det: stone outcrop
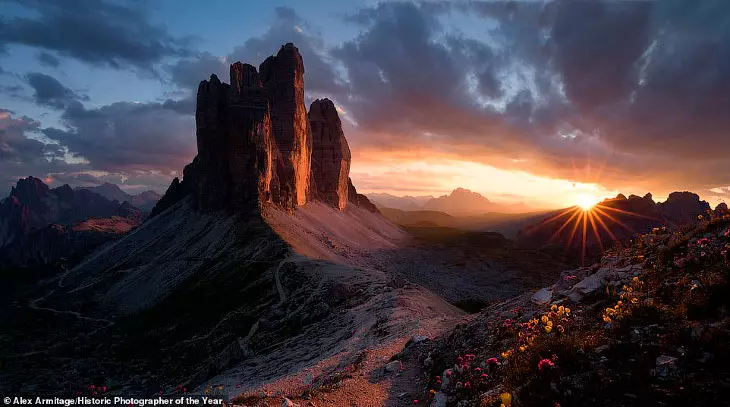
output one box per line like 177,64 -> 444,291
347,178 -> 379,213
153,43 -> 371,216
260,43 -> 312,207
309,98 -> 351,210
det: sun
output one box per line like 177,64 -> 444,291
576,193 -> 599,211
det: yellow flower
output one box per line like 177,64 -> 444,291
499,392 -> 512,406
429,389 -> 436,395
519,345 -> 527,352
501,350 -> 513,359
547,320 -> 553,327
617,300 -> 623,306
603,315 -> 612,323
631,297 -> 639,305
541,315 -> 549,324
544,325 -> 552,333
551,304 -> 557,311
558,305 -> 564,313
632,277 -> 640,283
565,308 -> 571,314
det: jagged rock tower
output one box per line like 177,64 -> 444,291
151,43 -> 378,217
309,98 -> 351,210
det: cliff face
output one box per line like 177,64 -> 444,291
309,98 -> 351,210
153,43 -> 372,216
261,43 -> 312,207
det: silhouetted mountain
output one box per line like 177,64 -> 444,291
77,183 -> 161,211
368,193 -> 434,211
423,187 -> 530,215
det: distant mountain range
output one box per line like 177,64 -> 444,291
368,187 -> 531,215
75,183 -> 161,211
0,177 -> 147,267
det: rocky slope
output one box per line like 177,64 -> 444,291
391,209 -> 730,406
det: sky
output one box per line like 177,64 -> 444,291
1,0 -> 729,209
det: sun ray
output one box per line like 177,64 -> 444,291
588,211 -> 604,253
595,204 -> 659,220
525,206 -> 578,235
593,206 -> 636,234
565,210 -> 583,255
546,207 -> 582,244
581,211 -> 588,265
592,209 -> 618,242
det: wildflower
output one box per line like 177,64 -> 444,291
541,315 -> 549,324
557,325 -> 565,333
501,350 -> 513,359
538,358 -> 555,371
564,308 -> 571,315
544,324 -> 553,333
486,357 -> 498,365
429,389 -> 436,395
603,315 -> 612,323
481,373 -> 488,378
499,392 -> 512,406
464,382 -> 471,389
445,370 -> 452,377
519,345 -> 527,352
474,367 -> 482,373
551,304 -> 557,311
413,400 -> 418,405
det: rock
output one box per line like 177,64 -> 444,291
385,360 -> 401,373
410,335 -> 429,344
152,43 -> 375,216
531,288 -> 553,305
261,43 -> 312,207
566,269 -> 609,302
430,392 -> 447,407
347,178 -> 379,213
655,355 -> 678,377
309,98 -> 351,210
281,397 -> 299,407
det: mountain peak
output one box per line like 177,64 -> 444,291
151,43 -> 376,216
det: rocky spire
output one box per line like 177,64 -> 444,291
309,98 -> 351,210
260,43 -> 312,207
151,43 -> 375,216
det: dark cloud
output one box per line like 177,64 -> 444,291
0,109 -> 78,193
36,51 -> 61,68
44,99 -> 196,173
0,0 -> 191,72
25,72 -> 86,109
167,7 -> 346,97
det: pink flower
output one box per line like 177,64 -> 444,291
486,357 -> 498,365
464,382 -> 471,389
445,370 -> 452,377
480,373 -> 488,378
474,367 -> 482,373
413,400 -> 418,404
538,358 -> 555,371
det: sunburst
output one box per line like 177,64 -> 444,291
526,201 -> 658,266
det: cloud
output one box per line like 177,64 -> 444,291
43,98 -> 196,173
0,109 -> 79,193
166,7 -> 346,97
25,72 -> 86,109
319,1 -> 730,195
36,51 -> 61,68
0,0 -> 191,72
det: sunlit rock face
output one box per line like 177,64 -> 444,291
260,43 -> 312,208
152,42 -> 374,216
309,98 -> 351,210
